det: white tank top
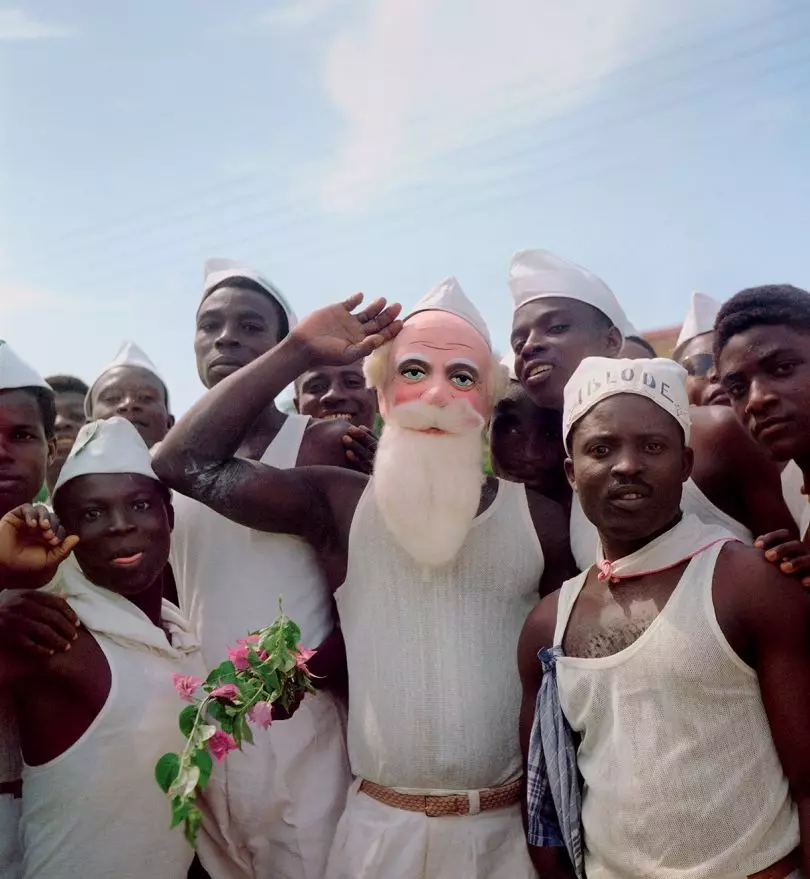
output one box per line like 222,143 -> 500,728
170,413 -> 334,664
781,460 -> 808,535
19,605 -> 200,878
336,479 -> 544,791
554,541 -> 799,879
570,478 -> 753,571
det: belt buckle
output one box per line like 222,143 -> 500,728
424,794 -> 468,817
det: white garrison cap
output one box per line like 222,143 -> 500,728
0,341 -> 53,394
85,341 -> 168,417
501,350 -> 518,381
54,417 -> 160,496
202,258 -> 298,331
563,356 -> 691,446
407,277 -> 491,348
509,249 -> 628,336
674,292 -> 721,356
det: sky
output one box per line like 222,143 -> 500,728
1,0 -> 809,414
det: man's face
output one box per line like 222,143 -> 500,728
195,287 -> 284,388
717,324 -> 810,462
90,366 -> 172,449
379,311 -> 492,424
0,389 -> 54,514
490,386 -> 565,495
295,364 -> 377,429
565,395 -> 692,548
49,391 -> 86,487
55,473 -> 172,595
511,297 -> 621,410
677,333 -> 729,407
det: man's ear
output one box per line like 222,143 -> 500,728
167,413 -> 176,430
165,497 -> 175,533
46,437 -> 57,466
682,444 -> 695,484
564,456 -> 576,491
605,325 -> 623,357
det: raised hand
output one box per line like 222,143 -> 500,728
755,529 -> 810,588
0,504 -> 79,587
289,293 -> 402,367
343,424 -> 377,475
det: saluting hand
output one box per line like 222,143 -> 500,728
0,504 -> 79,586
289,293 -> 402,367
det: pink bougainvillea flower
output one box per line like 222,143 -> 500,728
210,683 -> 240,702
295,644 -> 317,670
172,674 -> 204,702
209,730 -> 238,763
249,701 -> 274,730
227,644 -> 250,671
237,634 -> 260,648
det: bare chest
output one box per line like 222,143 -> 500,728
562,564 -> 687,659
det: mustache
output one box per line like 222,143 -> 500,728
606,478 -> 652,499
385,400 -> 485,435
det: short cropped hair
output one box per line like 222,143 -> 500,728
625,335 -> 656,357
714,284 -> 810,357
45,375 -> 89,396
205,276 -> 290,341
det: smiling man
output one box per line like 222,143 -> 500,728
519,357 -> 810,879
508,249 -> 796,569
1,417 -> 204,879
293,363 -> 377,429
715,284 -> 810,539
153,279 -> 575,879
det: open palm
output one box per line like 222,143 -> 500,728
290,293 -> 403,366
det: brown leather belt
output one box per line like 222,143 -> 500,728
749,849 -> 801,879
358,777 -> 522,817
0,780 -> 22,799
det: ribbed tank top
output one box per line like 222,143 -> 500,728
336,478 -> 544,791
569,478 -> 753,571
554,540 -> 799,879
19,618 -> 199,878
170,413 -> 334,663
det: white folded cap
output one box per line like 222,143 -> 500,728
563,356 -> 691,446
509,249 -> 628,336
202,258 -> 298,331
407,277 -> 491,348
54,417 -> 160,497
85,341 -> 168,418
674,292 -> 722,355
0,341 -> 53,394
501,350 -> 518,381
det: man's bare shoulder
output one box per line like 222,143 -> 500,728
691,405 -> 766,465
518,591 -> 562,668
299,418 -> 352,467
717,539 -> 799,596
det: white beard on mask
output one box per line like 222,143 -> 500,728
372,399 -> 487,567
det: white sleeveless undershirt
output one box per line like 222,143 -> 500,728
555,539 -> 799,879
570,478 -> 753,571
19,580 -> 201,879
781,460 -> 808,536
170,413 -> 334,662
336,479 -> 544,791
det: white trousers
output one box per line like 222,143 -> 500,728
325,779 -> 536,879
0,796 -> 22,879
198,691 -> 350,879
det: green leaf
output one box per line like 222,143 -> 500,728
179,704 -> 198,738
236,712 -> 254,747
155,753 -> 181,793
171,797 -> 190,829
184,805 -> 204,848
191,748 -> 214,790
205,660 -> 237,686
206,700 -> 228,724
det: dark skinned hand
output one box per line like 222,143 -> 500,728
0,589 -> 79,658
343,425 -> 377,475
755,529 -> 810,588
0,504 -> 80,589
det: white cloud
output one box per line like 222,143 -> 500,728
0,8 -> 73,41
318,0 -> 767,212
258,0 -> 340,30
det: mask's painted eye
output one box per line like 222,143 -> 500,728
400,365 -> 427,382
450,371 -> 476,389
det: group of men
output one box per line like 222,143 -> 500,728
1,249 -> 809,879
